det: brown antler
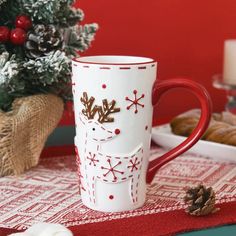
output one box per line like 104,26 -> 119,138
80,92 -> 99,119
98,99 -> 120,123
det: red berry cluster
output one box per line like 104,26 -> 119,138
0,15 -> 32,45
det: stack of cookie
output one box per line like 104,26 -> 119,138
170,109 -> 236,146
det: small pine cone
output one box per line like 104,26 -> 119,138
25,24 -> 63,59
184,184 -> 220,216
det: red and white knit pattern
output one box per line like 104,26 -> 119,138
0,146 -> 235,230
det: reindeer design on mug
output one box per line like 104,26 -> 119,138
77,92 -> 143,205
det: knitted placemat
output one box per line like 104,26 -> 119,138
0,146 -> 235,232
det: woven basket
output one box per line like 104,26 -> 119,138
0,94 -> 64,177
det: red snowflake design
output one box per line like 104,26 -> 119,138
87,152 -> 99,166
75,146 -> 81,165
127,157 -> 140,172
101,159 -> 124,181
125,90 -> 145,113
77,168 -> 86,191
74,146 -> 86,191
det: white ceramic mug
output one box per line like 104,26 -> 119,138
72,55 -> 211,212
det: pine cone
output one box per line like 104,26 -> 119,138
184,184 -> 219,216
25,24 -> 63,59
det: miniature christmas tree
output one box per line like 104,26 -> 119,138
0,0 -> 98,111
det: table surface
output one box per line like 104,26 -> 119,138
180,225 -> 236,236
44,121 -> 236,236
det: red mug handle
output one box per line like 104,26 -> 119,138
146,78 -> 212,183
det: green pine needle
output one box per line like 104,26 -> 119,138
0,0 -> 98,111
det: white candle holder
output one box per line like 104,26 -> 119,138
213,74 -> 236,114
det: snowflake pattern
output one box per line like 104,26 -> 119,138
87,152 -> 99,166
127,157 -> 141,172
75,146 -> 86,191
75,146 -> 81,165
77,169 -> 86,191
125,90 -> 145,113
101,159 -> 124,181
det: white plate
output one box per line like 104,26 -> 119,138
152,124 -> 236,163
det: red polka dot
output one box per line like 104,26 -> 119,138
109,195 -> 114,200
102,84 -> 107,89
145,125 -> 148,130
133,90 -> 137,94
115,129 -> 120,135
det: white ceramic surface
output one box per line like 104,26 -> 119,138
72,56 -> 157,212
152,124 -> 236,163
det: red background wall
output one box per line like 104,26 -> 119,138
75,0 -> 236,122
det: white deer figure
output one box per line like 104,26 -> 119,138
76,92 -> 143,205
